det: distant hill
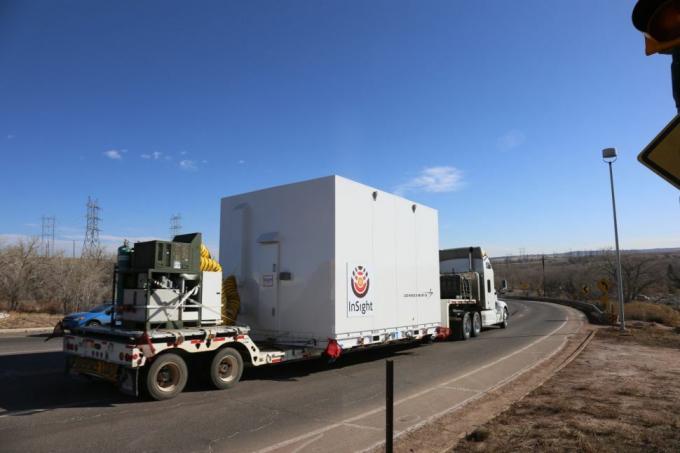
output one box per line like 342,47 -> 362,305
491,247 -> 680,262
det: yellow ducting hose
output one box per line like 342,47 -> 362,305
200,244 -> 222,272
222,275 -> 240,325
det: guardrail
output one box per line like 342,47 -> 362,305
502,295 -> 608,325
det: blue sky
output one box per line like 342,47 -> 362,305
0,0 -> 678,257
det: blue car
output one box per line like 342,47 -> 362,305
62,304 -> 113,330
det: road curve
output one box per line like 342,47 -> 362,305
0,300 -> 583,453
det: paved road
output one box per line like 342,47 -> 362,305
0,300 -> 583,452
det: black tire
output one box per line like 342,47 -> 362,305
145,353 -> 188,400
460,312 -> 472,341
500,308 -> 509,329
471,312 -> 482,337
209,347 -> 243,390
86,320 -> 101,327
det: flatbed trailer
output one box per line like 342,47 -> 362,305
63,322 -> 435,400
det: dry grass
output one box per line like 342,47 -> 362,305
625,302 -> 680,327
598,323 -> 680,349
453,325 -> 680,453
0,311 -> 62,329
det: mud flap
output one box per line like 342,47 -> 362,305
118,367 -> 139,397
45,321 -> 64,342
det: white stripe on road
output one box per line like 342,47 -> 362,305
254,306 -> 576,453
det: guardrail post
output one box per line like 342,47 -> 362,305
386,359 -> 394,453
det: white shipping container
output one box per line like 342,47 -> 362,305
219,175 -> 440,350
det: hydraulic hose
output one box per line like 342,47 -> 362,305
200,244 -> 222,272
222,275 -> 240,325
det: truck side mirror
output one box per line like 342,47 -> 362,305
501,279 -> 508,291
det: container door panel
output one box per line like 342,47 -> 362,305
256,243 -> 279,331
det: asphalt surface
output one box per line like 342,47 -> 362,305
0,300 -> 582,452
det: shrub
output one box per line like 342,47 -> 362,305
625,302 -> 680,327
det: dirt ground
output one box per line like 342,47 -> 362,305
452,323 -> 680,452
0,311 -> 62,329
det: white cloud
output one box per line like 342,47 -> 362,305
395,166 -> 464,195
141,151 -> 163,160
497,130 -> 526,151
7,134 -> 15,139
180,151 -> 187,156
103,149 -> 123,160
238,159 -> 245,164
179,159 -> 197,171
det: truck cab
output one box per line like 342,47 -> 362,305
438,247 -> 508,340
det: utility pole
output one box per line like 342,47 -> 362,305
541,255 -> 546,296
602,148 -> 625,332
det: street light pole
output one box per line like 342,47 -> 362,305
602,148 -> 625,332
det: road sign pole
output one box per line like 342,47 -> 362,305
386,360 -> 394,453
607,161 -> 626,332
672,48 -> 680,113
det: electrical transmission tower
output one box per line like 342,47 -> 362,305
519,247 -> 526,262
82,197 -> 101,257
41,216 -> 55,256
170,213 -> 182,238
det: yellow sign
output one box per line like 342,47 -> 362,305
597,279 -> 610,293
638,115 -> 680,190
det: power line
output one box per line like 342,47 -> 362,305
82,196 -> 101,257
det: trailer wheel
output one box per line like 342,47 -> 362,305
471,312 -> 482,337
145,353 -> 188,400
458,313 -> 472,341
500,308 -> 509,329
209,347 -> 243,390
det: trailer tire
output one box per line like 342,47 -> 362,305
209,347 -> 243,390
500,308 -> 509,329
471,312 -> 482,337
458,313 -> 472,341
145,353 -> 188,400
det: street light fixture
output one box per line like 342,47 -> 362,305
602,147 -> 625,332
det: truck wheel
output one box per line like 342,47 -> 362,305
471,312 -> 482,337
209,347 -> 243,390
86,320 -> 101,327
459,313 -> 472,341
145,353 -> 188,400
500,308 -> 509,329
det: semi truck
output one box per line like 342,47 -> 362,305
62,176 -> 508,400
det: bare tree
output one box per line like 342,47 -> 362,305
0,240 -> 113,314
600,254 -> 657,303
0,238 -> 41,311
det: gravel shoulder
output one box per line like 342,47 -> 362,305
452,323 -> 680,452
0,312 -> 61,330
